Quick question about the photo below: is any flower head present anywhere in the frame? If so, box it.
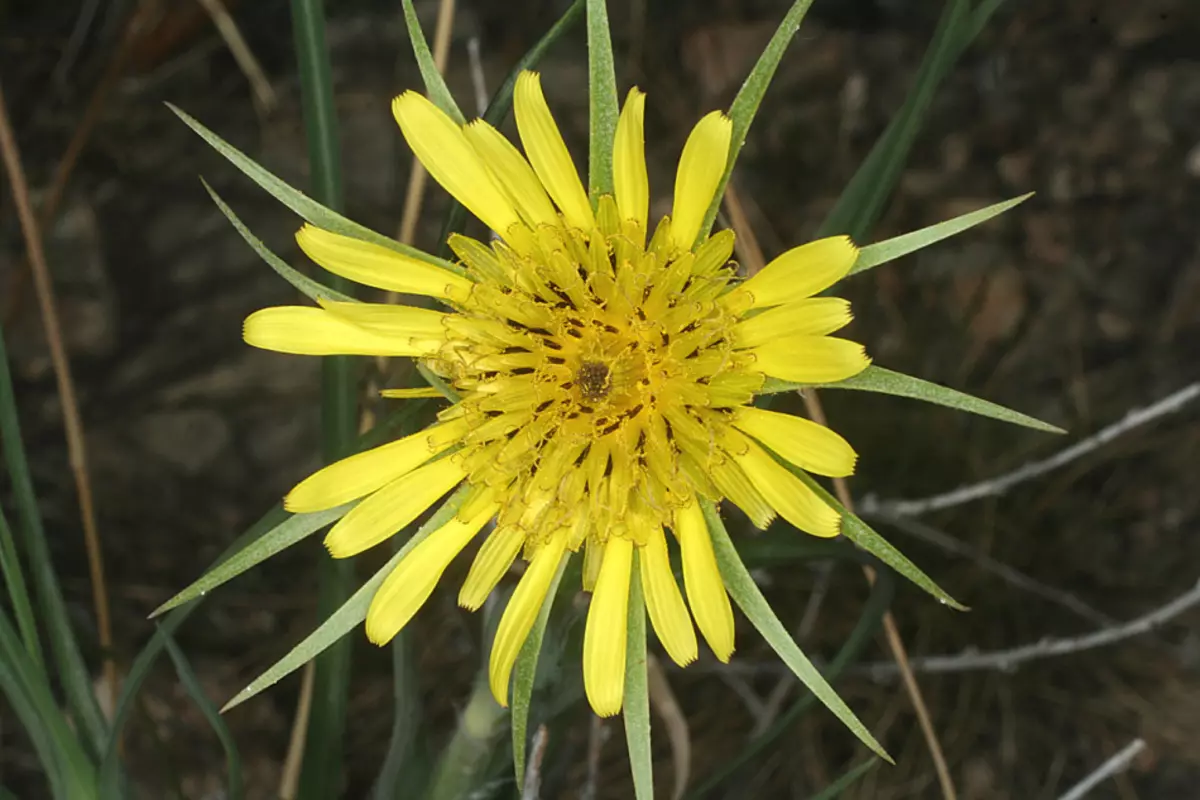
[244,72,869,716]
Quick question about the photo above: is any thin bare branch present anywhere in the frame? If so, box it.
[278,661,316,799]
[863,382,1200,518]
[1057,739,1146,800]
[195,0,278,118]
[860,579,1200,678]
[520,724,550,800]
[0,82,115,712]
[466,36,489,116]
[647,653,691,800]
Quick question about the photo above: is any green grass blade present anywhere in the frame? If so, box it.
[789,470,965,609]
[760,365,1064,433]
[850,194,1032,275]
[162,631,243,800]
[371,631,421,799]
[0,609,96,798]
[586,0,618,198]
[202,180,355,303]
[698,0,817,242]
[150,505,350,617]
[434,0,583,258]
[222,487,468,712]
[290,0,357,791]
[703,501,890,762]
[510,554,568,786]
[400,0,464,123]
[688,559,893,797]
[0,505,43,671]
[623,552,652,800]
[809,759,880,800]
[0,325,108,756]
[167,104,462,275]
[817,0,973,240]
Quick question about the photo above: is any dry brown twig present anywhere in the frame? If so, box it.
[1057,738,1146,800]
[646,653,692,800]
[721,182,959,800]
[194,0,278,118]
[0,85,116,711]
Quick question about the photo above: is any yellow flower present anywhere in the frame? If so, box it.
[243,71,868,718]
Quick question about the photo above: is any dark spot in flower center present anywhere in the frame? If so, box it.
[576,360,612,403]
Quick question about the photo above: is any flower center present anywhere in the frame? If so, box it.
[576,360,612,402]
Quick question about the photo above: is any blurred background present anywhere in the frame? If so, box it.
[1,0,1199,797]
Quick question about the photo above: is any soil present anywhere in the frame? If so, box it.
[1,0,1198,798]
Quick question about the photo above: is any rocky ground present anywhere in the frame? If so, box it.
[1,0,1198,797]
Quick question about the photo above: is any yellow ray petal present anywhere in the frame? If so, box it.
[316,299,447,340]
[749,335,870,385]
[243,306,441,357]
[296,224,471,299]
[639,527,698,667]
[726,236,858,310]
[285,419,468,512]
[379,387,445,399]
[323,456,466,558]
[488,530,567,707]
[731,437,841,538]
[669,110,732,252]
[392,91,521,235]
[613,87,648,233]
[583,536,633,717]
[513,71,595,231]
[364,496,498,644]
[462,119,559,228]
[731,297,854,348]
[458,524,525,611]
[675,499,734,661]
[731,406,858,478]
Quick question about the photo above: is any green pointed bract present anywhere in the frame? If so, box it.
[400,0,465,124]
[221,488,468,712]
[703,501,891,762]
[761,365,1065,434]
[623,551,653,800]
[586,0,619,198]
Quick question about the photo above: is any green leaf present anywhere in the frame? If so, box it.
[511,554,568,786]
[0,506,42,672]
[789,470,966,610]
[0,609,96,798]
[163,631,243,800]
[371,631,421,799]
[202,179,356,303]
[809,759,880,800]
[434,0,584,258]
[221,486,469,711]
[0,325,108,756]
[698,0,817,242]
[850,194,1032,276]
[400,0,465,123]
[817,0,975,240]
[150,504,352,617]
[760,365,1065,434]
[702,501,890,762]
[586,0,619,198]
[623,551,653,800]
[168,104,464,277]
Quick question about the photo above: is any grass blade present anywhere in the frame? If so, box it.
[810,759,880,800]
[510,554,569,786]
[0,609,96,798]
[162,631,243,800]
[586,0,618,198]
[698,0,817,242]
[850,194,1032,275]
[400,0,464,123]
[761,365,1064,433]
[168,104,461,275]
[623,552,652,800]
[0,505,42,670]
[434,0,583,258]
[371,631,421,798]
[222,487,468,711]
[150,504,351,617]
[703,501,890,761]
[789,469,965,609]
[202,179,355,303]
[0,324,107,756]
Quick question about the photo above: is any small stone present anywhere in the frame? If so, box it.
[135,410,232,475]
